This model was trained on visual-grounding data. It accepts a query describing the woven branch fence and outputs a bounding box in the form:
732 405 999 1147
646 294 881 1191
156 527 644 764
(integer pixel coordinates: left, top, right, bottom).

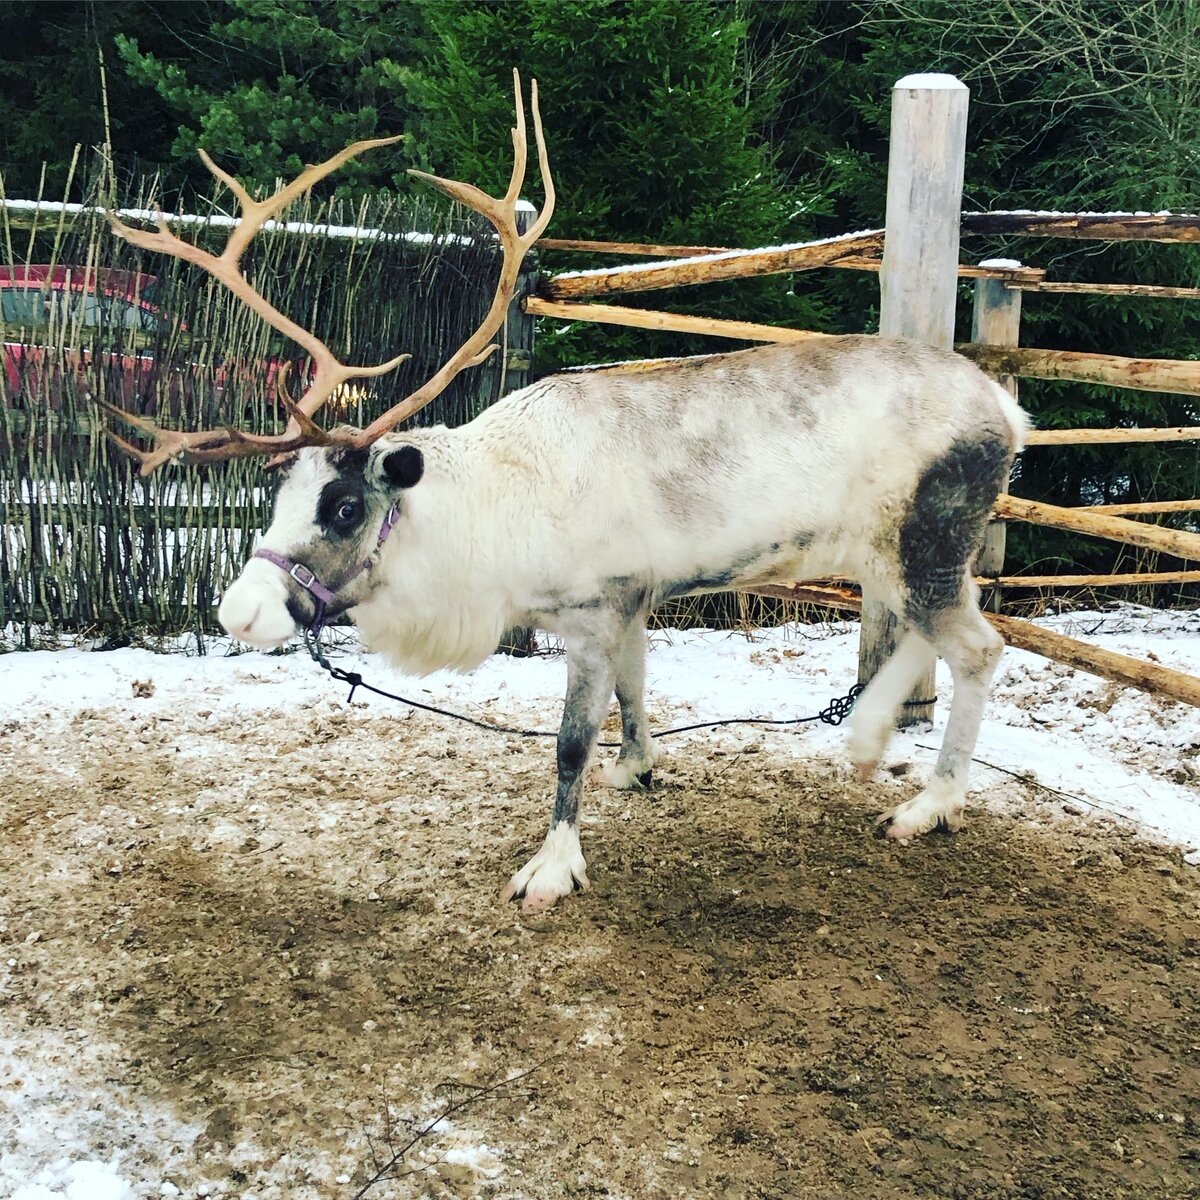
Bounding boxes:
0 163 509 645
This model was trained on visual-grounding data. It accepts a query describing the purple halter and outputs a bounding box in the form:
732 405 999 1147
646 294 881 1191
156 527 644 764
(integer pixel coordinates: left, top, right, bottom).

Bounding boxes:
253 503 400 635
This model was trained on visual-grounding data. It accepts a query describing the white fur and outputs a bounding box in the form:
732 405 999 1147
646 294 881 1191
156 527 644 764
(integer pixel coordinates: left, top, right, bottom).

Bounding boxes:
590 743 660 789
877 773 967 840
500 823 589 913
350 342 1023 676
217 556 297 647
218 452 343 647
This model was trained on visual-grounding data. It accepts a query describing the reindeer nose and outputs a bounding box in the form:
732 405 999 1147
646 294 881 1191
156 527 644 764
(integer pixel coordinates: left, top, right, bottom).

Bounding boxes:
218 569 297 648
230 602 263 641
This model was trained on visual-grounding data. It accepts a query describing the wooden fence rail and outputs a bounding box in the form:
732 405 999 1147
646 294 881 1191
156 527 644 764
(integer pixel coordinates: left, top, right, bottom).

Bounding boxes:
748 583 1200 710
993 495 1200 562
542 231 886 300
1086 499 1200 516
959 344 1200 397
959 211 1200 242
530 296 1200 404
988 571 1200 588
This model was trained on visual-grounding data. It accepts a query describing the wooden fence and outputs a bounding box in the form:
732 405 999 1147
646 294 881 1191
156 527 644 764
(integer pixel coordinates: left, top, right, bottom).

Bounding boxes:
0 169 519 642
523 74 1200 713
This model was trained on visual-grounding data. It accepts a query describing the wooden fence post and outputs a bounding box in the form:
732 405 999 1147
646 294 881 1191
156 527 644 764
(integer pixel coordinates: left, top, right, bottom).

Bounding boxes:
497 199 540 657
971 263 1022 611
480 200 538 411
858 72 969 726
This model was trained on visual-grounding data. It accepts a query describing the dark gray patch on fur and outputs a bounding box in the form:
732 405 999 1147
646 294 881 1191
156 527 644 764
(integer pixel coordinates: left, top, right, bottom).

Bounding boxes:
316 478 368 540
553 675 608 827
542 577 651 615
327 445 370 475
652 467 713 524
651 427 747 525
682 430 726 469
265 452 299 486
900 435 1012 630
656 569 739 603
784 349 839 423
285 592 313 629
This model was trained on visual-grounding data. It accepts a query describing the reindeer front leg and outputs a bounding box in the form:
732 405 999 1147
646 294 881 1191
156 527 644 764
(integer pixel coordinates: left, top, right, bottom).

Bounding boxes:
591 618 659 789
502 611 624 913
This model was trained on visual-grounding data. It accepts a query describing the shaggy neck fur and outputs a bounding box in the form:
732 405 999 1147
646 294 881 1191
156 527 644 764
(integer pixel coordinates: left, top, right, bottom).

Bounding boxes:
350 428 522 675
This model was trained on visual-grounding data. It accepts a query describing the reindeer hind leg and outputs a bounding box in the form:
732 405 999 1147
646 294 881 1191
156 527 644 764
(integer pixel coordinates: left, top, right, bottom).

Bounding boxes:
876 432 1012 840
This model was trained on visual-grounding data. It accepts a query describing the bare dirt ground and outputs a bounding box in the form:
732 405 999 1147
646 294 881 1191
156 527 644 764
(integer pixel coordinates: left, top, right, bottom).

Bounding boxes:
2 692 1199 1199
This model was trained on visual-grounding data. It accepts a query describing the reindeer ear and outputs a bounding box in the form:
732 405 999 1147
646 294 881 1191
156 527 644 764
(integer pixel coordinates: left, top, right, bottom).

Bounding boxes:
382 445 424 489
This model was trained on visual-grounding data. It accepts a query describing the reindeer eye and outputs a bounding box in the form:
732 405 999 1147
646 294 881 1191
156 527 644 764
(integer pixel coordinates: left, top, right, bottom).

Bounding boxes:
331 496 361 530
317 481 367 534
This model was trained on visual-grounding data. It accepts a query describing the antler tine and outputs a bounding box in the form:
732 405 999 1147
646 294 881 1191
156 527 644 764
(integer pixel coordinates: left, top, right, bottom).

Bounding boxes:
95 396 255 475
100 75 552 472
524 78 556 245
200 135 404 263
504 69 529 208
103 136 409 473
351 69 555 446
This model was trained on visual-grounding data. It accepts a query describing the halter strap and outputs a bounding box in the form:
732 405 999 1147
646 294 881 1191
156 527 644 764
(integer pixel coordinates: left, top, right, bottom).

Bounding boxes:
252 503 399 633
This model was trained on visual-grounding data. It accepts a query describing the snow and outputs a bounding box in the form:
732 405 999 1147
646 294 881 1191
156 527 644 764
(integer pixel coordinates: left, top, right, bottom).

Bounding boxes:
10 1159 134 1200
0 200 492 247
978 257 1024 269
552 229 883 281
967 208 1196 220
0 602 1197 1194
1 606 1196 840
894 73 966 91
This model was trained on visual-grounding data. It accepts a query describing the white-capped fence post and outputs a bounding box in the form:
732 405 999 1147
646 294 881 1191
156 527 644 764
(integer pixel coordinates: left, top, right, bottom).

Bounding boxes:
858 72 969 726
971 263 1023 612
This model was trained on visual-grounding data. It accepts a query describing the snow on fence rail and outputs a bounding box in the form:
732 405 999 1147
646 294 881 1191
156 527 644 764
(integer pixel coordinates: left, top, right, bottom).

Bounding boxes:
0 197 490 247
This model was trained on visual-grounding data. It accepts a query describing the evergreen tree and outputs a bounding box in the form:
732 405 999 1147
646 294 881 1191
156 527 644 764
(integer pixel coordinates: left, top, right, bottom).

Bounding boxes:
113 0 430 195
0 0 190 197
411 0 822 370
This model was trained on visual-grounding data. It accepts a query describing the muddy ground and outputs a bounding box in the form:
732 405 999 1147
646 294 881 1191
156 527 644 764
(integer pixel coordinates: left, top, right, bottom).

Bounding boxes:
1 691 1198 1199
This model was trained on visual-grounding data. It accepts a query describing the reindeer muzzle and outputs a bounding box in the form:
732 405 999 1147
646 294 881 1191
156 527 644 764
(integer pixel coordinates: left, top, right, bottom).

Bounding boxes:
252 503 399 636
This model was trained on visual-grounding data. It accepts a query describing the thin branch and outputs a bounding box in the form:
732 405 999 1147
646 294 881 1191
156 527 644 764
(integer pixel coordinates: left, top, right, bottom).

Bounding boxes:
351 1056 555 1199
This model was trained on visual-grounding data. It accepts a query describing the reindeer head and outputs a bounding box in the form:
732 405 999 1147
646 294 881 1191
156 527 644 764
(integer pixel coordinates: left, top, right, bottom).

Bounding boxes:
100 71 553 645
216 440 425 646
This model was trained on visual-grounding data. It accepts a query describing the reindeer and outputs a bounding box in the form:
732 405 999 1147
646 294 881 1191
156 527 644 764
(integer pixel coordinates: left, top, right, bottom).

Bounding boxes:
103 73 1027 913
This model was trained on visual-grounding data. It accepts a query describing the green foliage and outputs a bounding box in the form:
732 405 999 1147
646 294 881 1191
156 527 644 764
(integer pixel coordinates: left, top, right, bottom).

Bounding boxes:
409 0 819 369
113 0 429 195
0 1 183 197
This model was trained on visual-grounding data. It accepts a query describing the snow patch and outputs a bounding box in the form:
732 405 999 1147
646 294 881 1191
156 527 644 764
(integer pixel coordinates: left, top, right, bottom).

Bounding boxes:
895 73 966 90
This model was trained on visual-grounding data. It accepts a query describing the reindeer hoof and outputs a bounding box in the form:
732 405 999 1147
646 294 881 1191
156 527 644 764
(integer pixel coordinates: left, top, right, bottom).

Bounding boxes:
501 823 589 912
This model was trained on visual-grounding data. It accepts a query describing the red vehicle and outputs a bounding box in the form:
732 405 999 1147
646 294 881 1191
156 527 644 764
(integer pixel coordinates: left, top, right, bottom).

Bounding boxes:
1 264 167 411
1 265 303 423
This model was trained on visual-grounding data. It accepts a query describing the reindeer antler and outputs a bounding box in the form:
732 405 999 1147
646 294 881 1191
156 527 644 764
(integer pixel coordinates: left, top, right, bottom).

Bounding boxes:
103 69 554 474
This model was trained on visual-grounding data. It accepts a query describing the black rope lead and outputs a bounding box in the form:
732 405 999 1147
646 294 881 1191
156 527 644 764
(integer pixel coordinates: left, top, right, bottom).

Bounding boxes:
302 628 867 746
